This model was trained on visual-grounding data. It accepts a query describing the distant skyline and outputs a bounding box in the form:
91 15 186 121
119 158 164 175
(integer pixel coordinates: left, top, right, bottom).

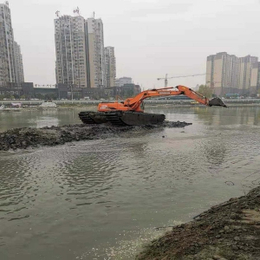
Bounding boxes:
9 0 260 89
206 52 259 96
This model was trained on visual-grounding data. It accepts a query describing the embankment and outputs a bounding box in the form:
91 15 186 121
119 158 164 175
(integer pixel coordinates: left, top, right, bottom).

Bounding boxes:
136 186 260 260
0 121 191 151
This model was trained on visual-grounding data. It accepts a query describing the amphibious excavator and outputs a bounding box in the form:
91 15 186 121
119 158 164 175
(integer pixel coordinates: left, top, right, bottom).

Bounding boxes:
79 85 227 126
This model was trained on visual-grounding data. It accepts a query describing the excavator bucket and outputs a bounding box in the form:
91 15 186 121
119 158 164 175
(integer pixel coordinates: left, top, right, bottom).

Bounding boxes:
208 97 227 107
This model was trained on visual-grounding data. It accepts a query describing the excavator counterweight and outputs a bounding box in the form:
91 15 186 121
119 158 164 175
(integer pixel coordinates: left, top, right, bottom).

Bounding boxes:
79 85 227 126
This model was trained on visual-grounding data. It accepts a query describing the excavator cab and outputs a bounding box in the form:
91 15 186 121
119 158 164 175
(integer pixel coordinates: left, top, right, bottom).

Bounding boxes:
208 97 227 107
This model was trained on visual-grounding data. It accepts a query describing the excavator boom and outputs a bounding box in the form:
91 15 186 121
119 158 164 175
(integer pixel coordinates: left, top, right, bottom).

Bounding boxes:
97 85 226 112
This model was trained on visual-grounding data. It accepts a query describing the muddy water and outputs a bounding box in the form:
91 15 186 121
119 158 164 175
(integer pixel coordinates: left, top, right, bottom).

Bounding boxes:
1 107 260 259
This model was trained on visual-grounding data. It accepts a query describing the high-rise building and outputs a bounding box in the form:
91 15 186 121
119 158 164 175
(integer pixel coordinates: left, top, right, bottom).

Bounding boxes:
115 77 132 87
0 2 16 86
105 46 116 88
239 55 258 93
13 41 24 85
206 52 258 95
85 18 105 88
55 14 106 90
54 15 88 88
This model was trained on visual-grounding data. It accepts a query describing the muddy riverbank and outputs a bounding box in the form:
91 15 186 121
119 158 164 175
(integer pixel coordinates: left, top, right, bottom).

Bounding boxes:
0 121 191 151
137 186 260 260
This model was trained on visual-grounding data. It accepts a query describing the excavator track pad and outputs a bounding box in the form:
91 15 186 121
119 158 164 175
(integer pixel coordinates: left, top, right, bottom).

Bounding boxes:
79 111 165 126
79 111 107 124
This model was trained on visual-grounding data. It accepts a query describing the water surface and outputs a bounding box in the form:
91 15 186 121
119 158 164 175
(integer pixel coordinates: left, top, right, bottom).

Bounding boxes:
0 107 260 259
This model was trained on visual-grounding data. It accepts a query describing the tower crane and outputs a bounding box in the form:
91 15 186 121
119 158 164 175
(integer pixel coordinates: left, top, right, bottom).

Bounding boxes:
157 73 206 87
55 11 60 18
73 7 80 15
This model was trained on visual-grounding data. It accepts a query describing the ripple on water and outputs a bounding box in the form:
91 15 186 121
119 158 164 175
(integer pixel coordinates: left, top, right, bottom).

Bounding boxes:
60 144 126 206
0 151 42 218
0 107 260 259
0 140 135 218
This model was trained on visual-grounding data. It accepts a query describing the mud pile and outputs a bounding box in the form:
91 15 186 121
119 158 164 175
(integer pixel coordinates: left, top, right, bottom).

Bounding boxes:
137 186 260 260
0 121 191 151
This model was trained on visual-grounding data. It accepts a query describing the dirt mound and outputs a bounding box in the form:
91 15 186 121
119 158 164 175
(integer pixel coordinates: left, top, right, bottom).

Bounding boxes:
0 121 191 151
137 186 260 260
163 121 192 128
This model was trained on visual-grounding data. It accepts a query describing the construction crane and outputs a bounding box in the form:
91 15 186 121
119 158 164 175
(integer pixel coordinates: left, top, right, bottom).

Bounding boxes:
73 7 80 15
157 73 206 88
55 11 60 18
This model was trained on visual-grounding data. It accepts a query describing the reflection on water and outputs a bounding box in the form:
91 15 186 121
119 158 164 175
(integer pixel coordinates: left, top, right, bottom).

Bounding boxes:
28 114 59 128
1 107 260 259
148 106 260 126
0 109 81 132
192 106 260 126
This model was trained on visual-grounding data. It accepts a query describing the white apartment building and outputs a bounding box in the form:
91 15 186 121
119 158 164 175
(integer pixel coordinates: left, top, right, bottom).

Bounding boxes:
105 46 116 88
55 15 88 88
206 52 258 95
115 77 132 87
0 2 16 86
13 41 24 85
85 18 105 88
55 15 106 89
239 55 258 93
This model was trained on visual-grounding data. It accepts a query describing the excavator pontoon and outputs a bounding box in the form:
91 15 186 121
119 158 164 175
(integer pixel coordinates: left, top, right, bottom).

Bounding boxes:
79 85 227 126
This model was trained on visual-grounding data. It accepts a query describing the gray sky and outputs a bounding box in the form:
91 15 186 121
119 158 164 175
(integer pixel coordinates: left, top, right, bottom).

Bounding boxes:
9 0 260 89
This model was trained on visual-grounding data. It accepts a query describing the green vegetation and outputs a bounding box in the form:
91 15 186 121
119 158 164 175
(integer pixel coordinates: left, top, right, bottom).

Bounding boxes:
198 85 213 98
35 93 57 100
0 94 15 100
125 88 134 98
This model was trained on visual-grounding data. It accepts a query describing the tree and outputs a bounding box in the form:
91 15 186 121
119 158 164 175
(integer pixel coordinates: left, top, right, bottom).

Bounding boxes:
198 85 213 98
35 94 44 100
257 88 260 98
124 89 134 98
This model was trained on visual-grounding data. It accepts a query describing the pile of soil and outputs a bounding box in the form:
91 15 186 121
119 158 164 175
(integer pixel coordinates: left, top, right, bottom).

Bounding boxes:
0 121 191 151
137 186 260 260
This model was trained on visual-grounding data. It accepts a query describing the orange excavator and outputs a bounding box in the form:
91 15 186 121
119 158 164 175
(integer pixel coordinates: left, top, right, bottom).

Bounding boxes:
79 85 227 126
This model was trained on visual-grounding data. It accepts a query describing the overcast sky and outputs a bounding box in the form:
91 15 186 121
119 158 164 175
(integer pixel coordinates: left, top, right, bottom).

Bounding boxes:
9 0 260 89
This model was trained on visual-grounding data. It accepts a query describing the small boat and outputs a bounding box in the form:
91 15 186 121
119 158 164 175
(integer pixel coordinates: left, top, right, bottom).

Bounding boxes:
11 102 22 108
0 106 21 112
39 101 57 109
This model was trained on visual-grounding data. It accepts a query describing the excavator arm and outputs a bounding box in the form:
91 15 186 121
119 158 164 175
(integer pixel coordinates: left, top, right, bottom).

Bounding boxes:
98 85 226 112
123 85 209 110
176 86 227 107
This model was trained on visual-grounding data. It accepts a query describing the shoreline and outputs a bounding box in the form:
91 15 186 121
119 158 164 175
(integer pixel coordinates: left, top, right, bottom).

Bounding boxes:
0 100 260 112
0 121 192 151
136 186 260 260
1 103 260 113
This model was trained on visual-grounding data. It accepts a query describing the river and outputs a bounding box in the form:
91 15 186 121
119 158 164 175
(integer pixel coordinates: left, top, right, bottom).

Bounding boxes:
0 107 260 259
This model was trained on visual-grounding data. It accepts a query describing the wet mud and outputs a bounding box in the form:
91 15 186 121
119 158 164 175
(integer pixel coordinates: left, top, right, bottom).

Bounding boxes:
137 186 260 260
0 121 191 151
